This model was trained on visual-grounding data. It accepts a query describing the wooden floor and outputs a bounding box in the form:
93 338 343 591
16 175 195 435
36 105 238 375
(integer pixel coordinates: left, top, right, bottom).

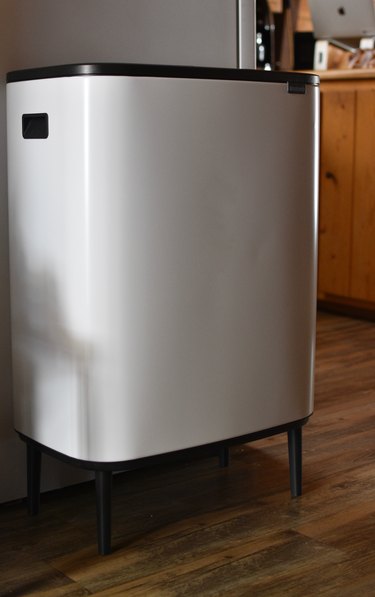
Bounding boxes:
1 311 375 596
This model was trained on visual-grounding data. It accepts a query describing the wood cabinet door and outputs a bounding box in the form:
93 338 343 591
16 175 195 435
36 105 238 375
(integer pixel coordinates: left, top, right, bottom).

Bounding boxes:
318 87 356 298
350 88 375 302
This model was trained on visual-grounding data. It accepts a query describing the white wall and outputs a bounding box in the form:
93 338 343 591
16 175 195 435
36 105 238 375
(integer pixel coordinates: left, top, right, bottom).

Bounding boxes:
0 0 254 503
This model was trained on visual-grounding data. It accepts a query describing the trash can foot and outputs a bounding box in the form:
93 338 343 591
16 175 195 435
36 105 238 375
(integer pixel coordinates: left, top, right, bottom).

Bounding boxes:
27 441 42 516
96 470 112 555
288 426 302 497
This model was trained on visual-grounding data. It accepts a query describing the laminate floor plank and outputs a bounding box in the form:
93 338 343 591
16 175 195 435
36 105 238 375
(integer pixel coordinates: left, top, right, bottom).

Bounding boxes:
1 311 375 596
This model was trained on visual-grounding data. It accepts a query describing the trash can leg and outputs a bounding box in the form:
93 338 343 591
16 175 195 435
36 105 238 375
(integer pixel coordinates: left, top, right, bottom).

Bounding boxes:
27 441 42 516
288 426 302 497
219 445 230 468
96 470 112 555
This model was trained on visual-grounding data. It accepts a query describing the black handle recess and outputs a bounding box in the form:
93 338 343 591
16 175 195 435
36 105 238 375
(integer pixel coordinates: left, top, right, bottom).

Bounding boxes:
22 113 49 139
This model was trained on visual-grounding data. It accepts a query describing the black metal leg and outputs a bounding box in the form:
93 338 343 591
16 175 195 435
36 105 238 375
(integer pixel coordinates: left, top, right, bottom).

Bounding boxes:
288 426 302 497
219 445 230 468
96 470 112 555
27 441 42 516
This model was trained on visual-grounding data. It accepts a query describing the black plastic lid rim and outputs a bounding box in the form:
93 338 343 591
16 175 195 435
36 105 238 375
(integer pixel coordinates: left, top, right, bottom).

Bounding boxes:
6 62 319 85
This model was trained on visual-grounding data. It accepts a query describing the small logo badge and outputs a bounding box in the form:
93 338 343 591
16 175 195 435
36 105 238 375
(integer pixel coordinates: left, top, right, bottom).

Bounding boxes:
338 6 346 16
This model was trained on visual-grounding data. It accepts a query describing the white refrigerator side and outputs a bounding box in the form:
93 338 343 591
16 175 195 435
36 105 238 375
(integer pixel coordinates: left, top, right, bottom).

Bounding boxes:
3 0 255 71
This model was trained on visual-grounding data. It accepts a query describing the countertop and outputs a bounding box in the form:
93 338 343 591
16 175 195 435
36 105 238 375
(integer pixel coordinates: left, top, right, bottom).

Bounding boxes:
305 68 375 81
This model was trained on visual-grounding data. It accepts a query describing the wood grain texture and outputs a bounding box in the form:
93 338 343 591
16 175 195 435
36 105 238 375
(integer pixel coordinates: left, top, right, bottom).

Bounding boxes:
316 70 375 82
1 312 375 595
318 78 375 314
350 88 375 302
268 0 313 32
318 87 356 298
295 0 313 32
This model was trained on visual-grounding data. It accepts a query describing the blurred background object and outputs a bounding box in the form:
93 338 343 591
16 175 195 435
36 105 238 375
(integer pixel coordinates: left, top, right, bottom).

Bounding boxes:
258 0 375 70
256 0 275 69
260 0 315 70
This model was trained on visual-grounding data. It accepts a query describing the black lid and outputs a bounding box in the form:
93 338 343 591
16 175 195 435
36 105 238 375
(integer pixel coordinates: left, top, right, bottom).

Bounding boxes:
6 63 319 86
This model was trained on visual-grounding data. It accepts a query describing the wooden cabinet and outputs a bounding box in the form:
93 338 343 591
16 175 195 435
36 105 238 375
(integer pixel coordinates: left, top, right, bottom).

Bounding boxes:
318 73 375 314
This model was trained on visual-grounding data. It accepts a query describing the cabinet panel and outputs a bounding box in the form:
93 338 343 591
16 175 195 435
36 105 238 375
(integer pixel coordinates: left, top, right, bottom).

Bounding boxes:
351 89 375 302
318 89 356 297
